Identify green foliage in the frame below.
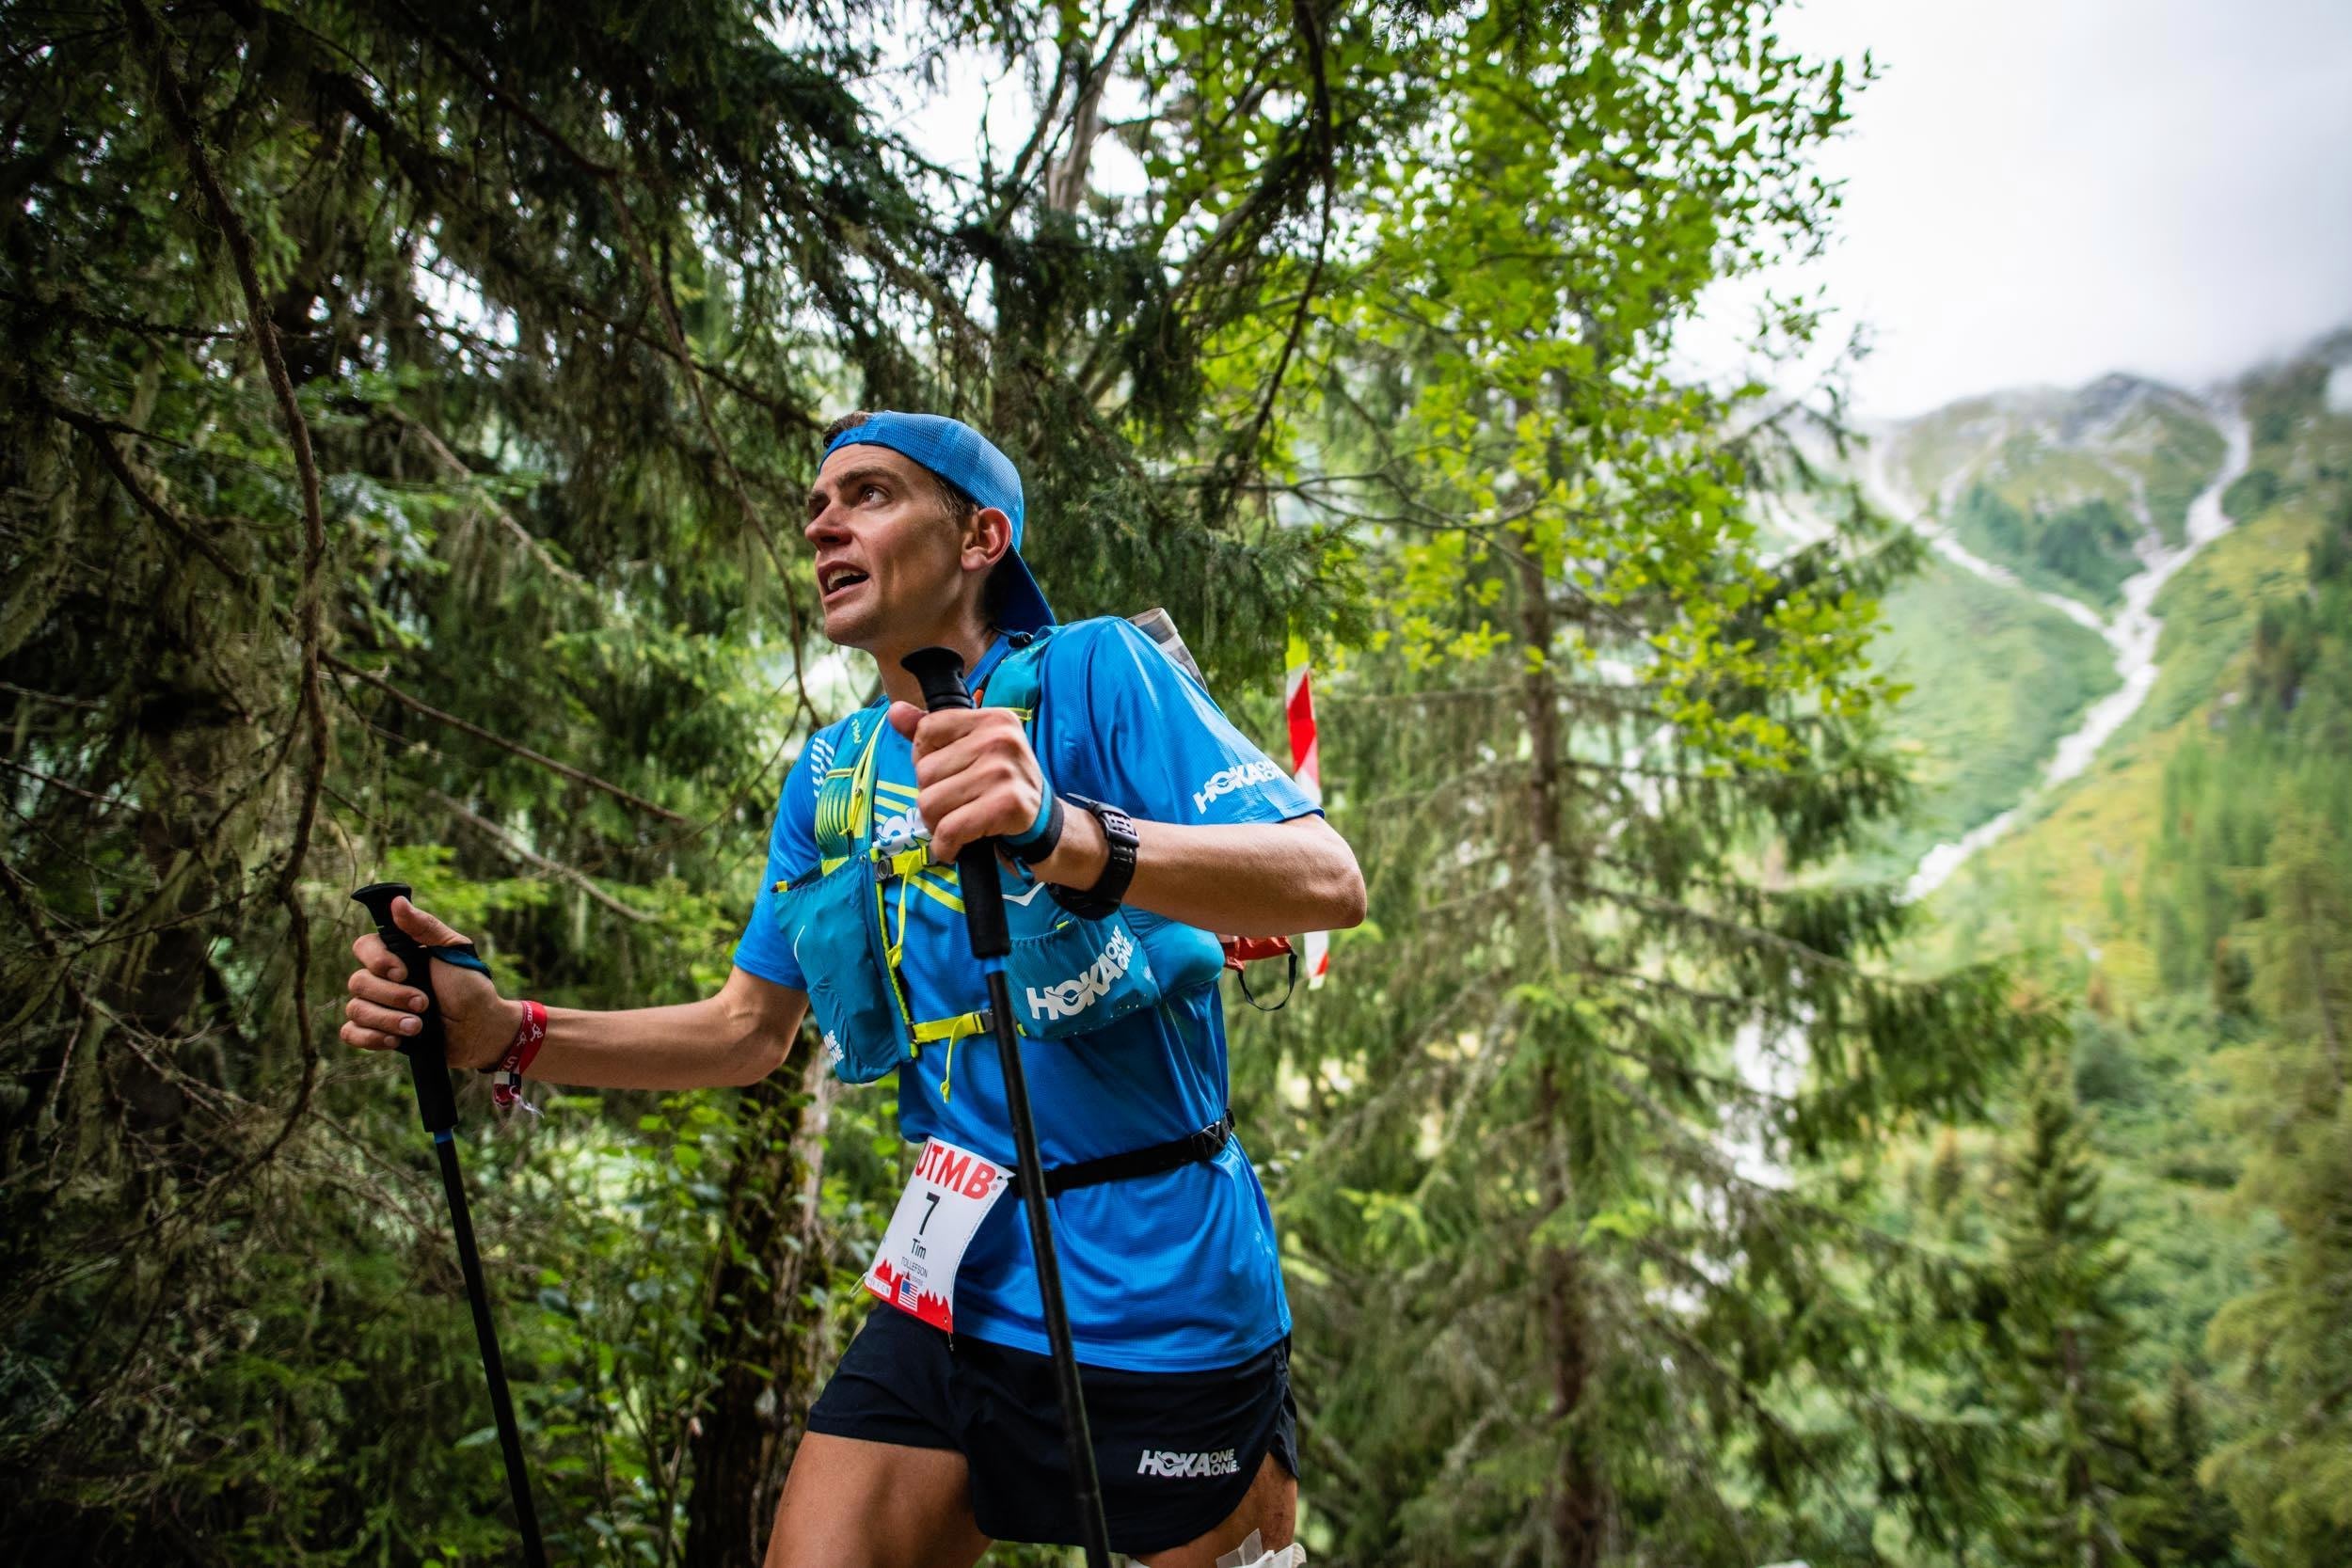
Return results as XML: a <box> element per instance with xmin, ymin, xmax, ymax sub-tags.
<box><xmin>8</xmin><ymin>0</ymin><xmax>2295</xmax><ymax>1563</ymax></box>
<box><xmin>1886</xmin><ymin>347</ymin><xmax>2352</xmax><ymax>1568</ymax></box>
<box><xmin>2202</xmin><ymin>815</ymin><xmax>2352</xmax><ymax>1566</ymax></box>
<box><xmin>1987</xmin><ymin>1053</ymin><xmax>2149</xmax><ymax>1568</ymax></box>
<box><xmin>1950</xmin><ymin>483</ymin><xmax>2140</xmax><ymax>609</ymax></box>
<box><xmin>1855</xmin><ymin>556</ymin><xmax>2119</xmax><ymax>878</ymax></box>
<box><xmin>1199</xmin><ymin>8</ymin><xmax>2058</xmax><ymax>1560</ymax></box>
<box><xmin>2221</xmin><ymin>467</ymin><xmax>2285</xmax><ymax>523</ymax></box>
<box><xmin>0</xmin><ymin>0</ymin><xmax>1368</xmax><ymax>1555</ymax></box>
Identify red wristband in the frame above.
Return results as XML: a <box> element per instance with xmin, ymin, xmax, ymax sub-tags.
<box><xmin>491</xmin><ymin>999</ymin><xmax>548</xmax><ymax>1111</ymax></box>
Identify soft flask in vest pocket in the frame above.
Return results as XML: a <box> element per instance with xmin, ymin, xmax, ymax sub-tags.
<box><xmin>777</xmin><ymin>863</ymin><xmax>911</xmax><ymax>1084</ymax></box>
<box><xmin>999</xmin><ymin>867</ymin><xmax>1227</xmax><ymax>1038</ymax></box>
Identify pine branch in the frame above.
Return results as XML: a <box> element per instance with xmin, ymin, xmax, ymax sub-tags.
<box><xmin>323</xmin><ymin>657</ymin><xmax>692</xmax><ymax>824</ymax></box>
<box><xmin>46</xmin><ymin>419</ymin><xmax>707</xmax><ymax>830</ymax></box>
<box><xmin>377</xmin><ymin>406</ymin><xmax>591</xmax><ymax>593</ymax></box>
<box><xmin>0</xmin><ymin>756</ymin><xmax>131</xmax><ymax>812</ymax></box>
<box><xmin>1228</xmin><ymin>0</ymin><xmax>1338</xmax><ymax>488</ymax></box>
<box><xmin>48</xmin><ymin>399</ymin><xmax>248</xmax><ymax>588</ymax></box>
<box><xmin>597</xmin><ymin>170</ymin><xmax>818</xmax><ymax>731</ymax></box>
<box><xmin>125</xmin><ymin>0</ymin><xmax>331</xmax><ymax>1159</ymax></box>
<box><xmin>427</xmin><ymin>789</ymin><xmax>652</xmax><ymax>923</ymax></box>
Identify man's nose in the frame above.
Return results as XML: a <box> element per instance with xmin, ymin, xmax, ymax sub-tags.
<box><xmin>803</xmin><ymin>502</ymin><xmax>848</xmax><ymax>546</ymax></box>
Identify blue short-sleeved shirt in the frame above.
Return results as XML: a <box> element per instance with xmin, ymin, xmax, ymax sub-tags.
<box><xmin>733</xmin><ymin>617</ymin><xmax>1319</xmax><ymax>1372</ymax></box>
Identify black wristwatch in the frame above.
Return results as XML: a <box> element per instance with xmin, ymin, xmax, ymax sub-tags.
<box><xmin>1051</xmin><ymin>794</ymin><xmax>1137</xmax><ymax>919</ymax></box>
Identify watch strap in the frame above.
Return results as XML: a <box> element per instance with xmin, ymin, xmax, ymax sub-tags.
<box><xmin>1052</xmin><ymin>794</ymin><xmax>1137</xmax><ymax>918</ymax></box>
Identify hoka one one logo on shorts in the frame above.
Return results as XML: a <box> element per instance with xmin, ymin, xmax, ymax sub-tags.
<box><xmin>1024</xmin><ymin>928</ymin><xmax>1136</xmax><ymax>1022</ymax></box>
<box><xmin>1136</xmin><ymin>1447</ymin><xmax>1239</xmax><ymax>1479</ymax></box>
<box><xmin>1192</xmin><ymin>759</ymin><xmax>1283</xmax><ymax>814</ymax></box>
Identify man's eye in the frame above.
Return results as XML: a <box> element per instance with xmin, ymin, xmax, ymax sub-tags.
<box><xmin>861</xmin><ymin>484</ymin><xmax>885</xmax><ymax>503</ymax></box>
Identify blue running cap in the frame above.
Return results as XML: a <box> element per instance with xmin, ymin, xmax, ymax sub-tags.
<box><xmin>823</xmin><ymin>412</ymin><xmax>1056</xmax><ymax>634</ymax></box>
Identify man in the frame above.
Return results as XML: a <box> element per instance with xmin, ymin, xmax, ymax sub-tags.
<box><xmin>341</xmin><ymin>411</ymin><xmax>1364</xmax><ymax>1567</ymax></box>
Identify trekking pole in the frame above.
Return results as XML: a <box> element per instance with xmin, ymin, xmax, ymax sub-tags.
<box><xmin>900</xmin><ymin>648</ymin><xmax>1115</xmax><ymax>1568</ymax></box>
<box><xmin>350</xmin><ymin>882</ymin><xmax>548</xmax><ymax>1568</ymax></box>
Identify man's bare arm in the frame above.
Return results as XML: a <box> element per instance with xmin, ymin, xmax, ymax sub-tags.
<box><xmin>525</xmin><ymin>965</ymin><xmax>806</xmax><ymax>1090</ymax></box>
<box><xmin>342</xmin><ymin>895</ymin><xmax>805</xmax><ymax>1088</ymax></box>
<box><xmin>1035</xmin><ymin>811</ymin><xmax>1366</xmax><ymax>939</ymax></box>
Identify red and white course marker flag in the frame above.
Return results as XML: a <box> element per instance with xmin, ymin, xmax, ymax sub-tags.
<box><xmin>1283</xmin><ymin>637</ymin><xmax>1331</xmax><ymax>990</ymax></box>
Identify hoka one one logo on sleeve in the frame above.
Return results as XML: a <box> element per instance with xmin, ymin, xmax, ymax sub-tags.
<box><xmin>1136</xmin><ymin>1447</ymin><xmax>1240</xmax><ymax>1479</ymax></box>
<box><xmin>1024</xmin><ymin>928</ymin><xmax>1136</xmax><ymax>1022</ymax></box>
<box><xmin>1192</xmin><ymin>759</ymin><xmax>1284</xmax><ymax>814</ymax></box>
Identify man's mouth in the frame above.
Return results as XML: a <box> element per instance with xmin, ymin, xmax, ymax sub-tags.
<box><xmin>818</xmin><ymin>563</ymin><xmax>870</xmax><ymax>602</ymax></box>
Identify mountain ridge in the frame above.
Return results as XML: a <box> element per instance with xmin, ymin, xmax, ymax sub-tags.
<box><xmin>1835</xmin><ymin>325</ymin><xmax>2352</xmax><ymax>893</ymax></box>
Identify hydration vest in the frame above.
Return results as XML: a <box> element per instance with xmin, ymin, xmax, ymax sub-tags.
<box><xmin>774</xmin><ymin>626</ymin><xmax>1229</xmax><ymax>1090</ymax></box>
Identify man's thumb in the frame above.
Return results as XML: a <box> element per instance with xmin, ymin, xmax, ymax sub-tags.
<box><xmin>390</xmin><ymin>895</ymin><xmax>463</xmax><ymax>949</ymax></box>
<box><xmin>886</xmin><ymin>700</ymin><xmax>924</xmax><ymax>740</ymax></box>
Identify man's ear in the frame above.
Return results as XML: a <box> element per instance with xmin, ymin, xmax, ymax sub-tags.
<box><xmin>962</xmin><ymin>506</ymin><xmax>1014</xmax><ymax>574</ymax></box>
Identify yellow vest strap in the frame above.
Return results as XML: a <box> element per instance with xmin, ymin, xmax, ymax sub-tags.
<box><xmin>911</xmin><ymin>1011</ymin><xmax>989</xmax><ymax>1044</ymax></box>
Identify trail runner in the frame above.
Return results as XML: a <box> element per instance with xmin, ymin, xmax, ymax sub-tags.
<box><xmin>341</xmin><ymin>411</ymin><xmax>1366</xmax><ymax>1567</ymax></box>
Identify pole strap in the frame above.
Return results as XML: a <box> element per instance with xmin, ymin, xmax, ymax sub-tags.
<box><xmin>423</xmin><ymin>941</ymin><xmax>492</xmax><ymax>978</ymax></box>
<box><xmin>1005</xmin><ymin>1113</ymin><xmax>1232</xmax><ymax>1200</ymax></box>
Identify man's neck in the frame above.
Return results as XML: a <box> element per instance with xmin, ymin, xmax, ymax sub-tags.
<box><xmin>869</xmin><ymin>611</ymin><xmax>998</xmax><ymax>709</ymax></box>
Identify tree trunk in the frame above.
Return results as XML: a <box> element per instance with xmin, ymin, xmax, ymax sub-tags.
<box><xmin>1514</xmin><ymin>491</ymin><xmax>1605</xmax><ymax>1568</ymax></box>
<box><xmin>681</xmin><ymin>1047</ymin><xmax>835</xmax><ymax>1568</ymax></box>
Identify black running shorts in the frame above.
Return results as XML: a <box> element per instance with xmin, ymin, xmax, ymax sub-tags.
<box><xmin>804</xmin><ymin>1304</ymin><xmax>1298</xmax><ymax>1556</ymax></box>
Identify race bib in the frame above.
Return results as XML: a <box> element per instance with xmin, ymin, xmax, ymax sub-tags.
<box><xmin>862</xmin><ymin>1137</ymin><xmax>1013</xmax><ymax>1332</ymax></box>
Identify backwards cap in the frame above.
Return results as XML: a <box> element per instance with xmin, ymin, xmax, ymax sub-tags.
<box><xmin>821</xmin><ymin>412</ymin><xmax>1055</xmax><ymax>634</ymax></box>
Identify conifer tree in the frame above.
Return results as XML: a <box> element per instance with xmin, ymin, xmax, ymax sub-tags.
<box><xmin>0</xmin><ymin>0</ymin><xmax>1396</xmax><ymax>1553</ymax></box>
<box><xmin>1989</xmin><ymin>1052</ymin><xmax>2149</xmax><ymax>1568</ymax></box>
<box><xmin>2128</xmin><ymin>1366</ymin><xmax>2241</xmax><ymax>1568</ymax></box>
<box><xmin>2205</xmin><ymin>814</ymin><xmax>2352</xmax><ymax>1568</ymax></box>
<box><xmin>1213</xmin><ymin>8</ymin><xmax>2052</xmax><ymax>1563</ymax></box>
<box><xmin>0</xmin><ymin>0</ymin><xmax>2073</xmax><ymax>1560</ymax></box>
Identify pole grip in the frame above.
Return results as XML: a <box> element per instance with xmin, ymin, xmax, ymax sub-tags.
<box><xmin>351</xmin><ymin>880</ymin><xmax>458</xmax><ymax>1134</ymax></box>
<box><xmin>900</xmin><ymin>647</ymin><xmax>1011</xmax><ymax>959</ymax></box>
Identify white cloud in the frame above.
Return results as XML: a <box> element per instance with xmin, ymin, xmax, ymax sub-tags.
<box><xmin>1693</xmin><ymin>0</ymin><xmax>2352</xmax><ymax>417</ymax></box>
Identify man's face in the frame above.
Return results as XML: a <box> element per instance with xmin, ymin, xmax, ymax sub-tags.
<box><xmin>803</xmin><ymin>444</ymin><xmax>1003</xmax><ymax>653</ymax></box>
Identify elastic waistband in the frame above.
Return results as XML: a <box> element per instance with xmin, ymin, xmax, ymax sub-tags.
<box><xmin>1006</xmin><ymin>1112</ymin><xmax>1232</xmax><ymax>1200</ymax></box>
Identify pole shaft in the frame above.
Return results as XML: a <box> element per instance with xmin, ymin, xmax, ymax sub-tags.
<box><xmin>898</xmin><ymin>645</ymin><xmax>1112</xmax><ymax>1567</ymax></box>
<box><xmin>986</xmin><ymin>969</ymin><xmax>1112</xmax><ymax>1568</ymax></box>
<box><xmin>436</xmin><ymin>1132</ymin><xmax>549</xmax><ymax>1568</ymax></box>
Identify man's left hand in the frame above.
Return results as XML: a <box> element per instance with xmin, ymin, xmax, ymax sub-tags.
<box><xmin>886</xmin><ymin>701</ymin><xmax>1047</xmax><ymax>864</ymax></box>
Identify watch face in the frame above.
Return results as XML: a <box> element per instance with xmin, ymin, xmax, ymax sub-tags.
<box><xmin>1067</xmin><ymin>795</ymin><xmax>1138</xmax><ymax>847</ymax></box>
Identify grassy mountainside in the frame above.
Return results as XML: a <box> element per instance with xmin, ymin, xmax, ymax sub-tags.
<box><xmin>1889</xmin><ymin>375</ymin><xmax>2228</xmax><ymax>608</ymax></box>
<box><xmin>1925</xmin><ymin>500</ymin><xmax>2320</xmax><ymax>974</ymax></box>
<box><xmin>1843</xmin><ymin>368</ymin><xmax>2249</xmax><ymax>881</ymax></box>
<box><xmin>1894</xmin><ymin>374</ymin><xmax>2227</xmax><ymax>545</ymax></box>
<box><xmin>1879</xmin><ymin>333</ymin><xmax>2352</xmax><ymax>1562</ymax></box>
<box><xmin>1851</xmin><ymin>556</ymin><xmax>2118</xmax><ymax>880</ymax></box>
<box><xmin>1928</xmin><ymin>342</ymin><xmax>2351</xmax><ymax>969</ymax></box>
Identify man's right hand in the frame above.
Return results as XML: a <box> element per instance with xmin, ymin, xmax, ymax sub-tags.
<box><xmin>342</xmin><ymin>895</ymin><xmax>516</xmax><ymax>1070</ymax></box>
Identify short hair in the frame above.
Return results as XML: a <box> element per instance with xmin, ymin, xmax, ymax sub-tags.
<box><xmin>822</xmin><ymin>410</ymin><xmax>1011</xmax><ymax>624</ymax></box>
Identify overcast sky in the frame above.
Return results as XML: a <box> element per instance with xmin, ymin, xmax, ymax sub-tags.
<box><xmin>1706</xmin><ymin>0</ymin><xmax>2352</xmax><ymax>417</ymax></box>
<box><xmin>889</xmin><ymin>1</ymin><xmax>2352</xmax><ymax>422</ymax></box>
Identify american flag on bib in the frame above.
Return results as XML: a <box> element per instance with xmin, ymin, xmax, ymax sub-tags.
<box><xmin>1284</xmin><ymin>636</ymin><xmax>1331</xmax><ymax>990</ymax></box>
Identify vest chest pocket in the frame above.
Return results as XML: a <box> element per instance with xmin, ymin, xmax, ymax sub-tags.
<box><xmin>778</xmin><ymin>862</ymin><xmax>911</xmax><ymax>1084</ymax></box>
<box><xmin>998</xmin><ymin>871</ymin><xmax>1227</xmax><ymax>1038</ymax></box>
